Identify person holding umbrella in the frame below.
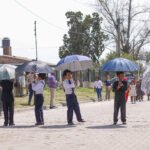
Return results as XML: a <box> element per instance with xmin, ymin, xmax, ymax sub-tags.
<box><xmin>112</xmin><ymin>72</ymin><xmax>127</xmax><ymax>125</ymax></box>
<box><xmin>0</xmin><ymin>64</ymin><xmax>16</xmax><ymax>126</ymax></box>
<box><xmin>26</xmin><ymin>72</ymin><xmax>35</xmax><ymax>105</ymax></box>
<box><xmin>63</xmin><ymin>69</ymin><xmax>85</xmax><ymax>125</ymax></box>
<box><xmin>32</xmin><ymin>73</ymin><xmax>46</xmax><ymax>126</ymax></box>
<box><xmin>0</xmin><ymin>79</ymin><xmax>15</xmax><ymax>126</ymax></box>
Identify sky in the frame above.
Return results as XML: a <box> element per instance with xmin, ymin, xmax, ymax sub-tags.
<box><xmin>0</xmin><ymin>0</ymin><xmax>148</xmax><ymax>64</ymax></box>
<box><xmin>0</xmin><ymin>0</ymin><xmax>96</xmax><ymax>64</ymax></box>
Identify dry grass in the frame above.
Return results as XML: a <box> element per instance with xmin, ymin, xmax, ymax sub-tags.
<box><xmin>14</xmin><ymin>87</ymin><xmax>114</xmax><ymax>108</ymax></box>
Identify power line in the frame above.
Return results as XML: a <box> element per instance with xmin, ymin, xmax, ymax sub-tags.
<box><xmin>13</xmin><ymin>0</ymin><xmax>89</xmax><ymax>36</ymax></box>
<box><xmin>13</xmin><ymin>0</ymin><xmax>66</xmax><ymax>31</ymax></box>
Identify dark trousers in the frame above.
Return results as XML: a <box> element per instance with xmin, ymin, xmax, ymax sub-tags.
<box><xmin>113</xmin><ymin>99</ymin><xmax>126</xmax><ymax>123</ymax></box>
<box><xmin>2</xmin><ymin>100</ymin><xmax>14</xmax><ymax>125</ymax></box>
<box><xmin>28</xmin><ymin>84</ymin><xmax>34</xmax><ymax>104</ymax></box>
<box><xmin>66</xmin><ymin>94</ymin><xmax>82</xmax><ymax>123</ymax></box>
<box><xmin>96</xmin><ymin>88</ymin><xmax>102</xmax><ymax>101</ymax></box>
<box><xmin>105</xmin><ymin>86</ymin><xmax>111</xmax><ymax>100</ymax></box>
<box><xmin>34</xmin><ymin>94</ymin><xmax>44</xmax><ymax>123</ymax></box>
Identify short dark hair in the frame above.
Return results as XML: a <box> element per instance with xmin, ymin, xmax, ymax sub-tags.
<box><xmin>38</xmin><ymin>73</ymin><xmax>46</xmax><ymax>79</ymax></box>
<box><xmin>63</xmin><ymin>69</ymin><xmax>72</xmax><ymax>78</ymax></box>
<box><xmin>116</xmin><ymin>72</ymin><xmax>124</xmax><ymax>76</ymax></box>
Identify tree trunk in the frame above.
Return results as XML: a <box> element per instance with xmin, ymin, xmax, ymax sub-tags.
<box><xmin>126</xmin><ymin>0</ymin><xmax>132</xmax><ymax>53</ymax></box>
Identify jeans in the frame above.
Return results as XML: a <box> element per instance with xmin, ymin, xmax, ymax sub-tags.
<box><xmin>96</xmin><ymin>88</ymin><xmax>102</xmax><ymax>101</ymax></box>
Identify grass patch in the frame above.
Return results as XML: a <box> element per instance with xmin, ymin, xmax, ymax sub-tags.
<box><xmin>14</xmin><ymin>87</ymin><xmax>114</xmax><ymax>108</ymax></box>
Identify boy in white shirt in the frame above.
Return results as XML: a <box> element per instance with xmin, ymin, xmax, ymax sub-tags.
<box><xmin>32</xmin><ymin>73</ymin><xmax>45</xmax><ymax>126</ymax></box>
<box><xmin>94</xmin><ymin>77</ymin><xmax>103</xmax><ymax>101</ymax></box>
<box><xmin>63</xmin><ymin>69</ymin><xmax>85</xmax><ymax>125</ymax></box>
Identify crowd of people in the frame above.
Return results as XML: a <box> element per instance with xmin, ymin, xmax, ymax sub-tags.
<box><xmin>0</xmin><ymin>70</ymin><xmax>149</xmax><ymax>126</ymax></box>
<box><xmin>93</xmin><ymin>75</ymin><xmax>147</xmax><ymax>104</ymax></box>
<box><xmin>0</xmin><ymin>70</ymin><xmax>86</xmax><ymax>126</ymax></box>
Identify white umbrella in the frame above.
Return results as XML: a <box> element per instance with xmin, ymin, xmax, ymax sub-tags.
<box><xmin>56</xmin><ymin>55</ymin><xmax>93</xmax><ymax>72</ymax></box>
<box><xmin>141</xmin><ymin>67</ymin><xmax>150</xmax><ymax>93</ymax></box>
<box><xmin>0</xmin><ymin>64</ymin><xmax>16</xmax><ymax>80</ymax></box>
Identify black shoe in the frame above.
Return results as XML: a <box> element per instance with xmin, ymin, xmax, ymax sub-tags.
<box><xmin>35</xmin><ymin>122</ymin><xmax>44</xmax><ymax>126</ymax></box>
<box><xmin>68</xmin><ymin>122</ymin><xmax>74</xmax><ymax>126</ymax></box>
<box><xmin>40</xmin><ymin>122</ymin><xmax>44</xmax><ymax>125</ymax></box>
<box><xmin>9</xmin><ymin>123</ymin><xmax>15</xmax><ymax>126</ymax></box>
<box><xmin>113</xmin><ymin>122</ymin><xmax>117</xmax><ymax>125</ymax></box>
<box><xmin>3</xmin><ymin>123</ymin><xmax>8</xmax><ymax>127</ymax></box>
<box><xmin>78</xmin><ymin>119</ymin><xmax>86</xmax><ymax>123</ymax></box>
<box><xmin>122</xmin><ymin>122</ymin><xmax>127</xmax><ymax>125</ymax></box>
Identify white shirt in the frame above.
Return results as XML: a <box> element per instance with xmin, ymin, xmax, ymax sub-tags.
<box><xmin>94</xmin><ymin>80</ymin><xmax>103</xmax><ymax>88</ymax></box>
<box><xmin>32</xmin><ymin>80</ymin><xmax>45</xmax><ymax>95</ymax></box>
<box><xmin>27</xmin><ymin>73</ymin><xmax>35</xmax><ymax>84</ymax></box>
<box><xmin>63</xmin><ymin>79</ymin><xmax>75</xmax><ymax>95</ymax></box>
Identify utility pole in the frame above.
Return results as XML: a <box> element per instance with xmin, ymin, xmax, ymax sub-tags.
<box><xmin>34</xmin><ymin>21</ymin><xmax>38</xmax><ymax>61</ymax></box>
<box><xmin>116</xmin><ymin>18</ymin><xmax>121</xmax><ymax>57</ymax></box>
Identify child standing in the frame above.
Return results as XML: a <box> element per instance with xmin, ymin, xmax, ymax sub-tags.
<box><xmin>136</xmin><ymin>80</ymin><xmax>144</xmax><ymax>101</ymax></box>
<box><xmin>94</xmin><ymin>77</ymin><xmax>103</xmax><ymax>101</ymax></box>
<box><xmin>130</xmin><ymin>80</ymin><xmax>137</xmax><ymax>104</ymax></box>
<box><xmin>63</xmin><ymin>69</ymin><xmax>85</xmax><ymax>125</ymax></box>
<box><xmin>32</xmin><ymin>73</ymin><xmax>45</xmax><ymax>126</ymax></box>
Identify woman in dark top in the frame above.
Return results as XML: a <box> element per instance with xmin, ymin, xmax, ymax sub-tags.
<box><xmin>0</xmin><ymin>80</ymin><xmax>15</xmax><ymax>126</ymax></box>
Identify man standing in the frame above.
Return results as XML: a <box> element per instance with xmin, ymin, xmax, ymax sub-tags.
<box><xmin>113</xmin><ymin>72</ymin><xmax>127</xmax><ymax>125</ymax></box>
<box><xmin>47</xmin><ymin>73</ymin><xmax>57</xmax><ymax>109</ymax></box>
<box><xmin>104</xmin><ymin>75</ymin><xmax>112</xmax><ymax>101</ymax></box>
<box><xmin>26</xmin><ymin>72</ymin><xmax>35</xmax><ymax>105</ymax></box>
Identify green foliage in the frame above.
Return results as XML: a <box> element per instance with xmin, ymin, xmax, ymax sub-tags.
<box><xmin>59</xmin><ymin>11</ymin><xmax>108</xmax><ymax>64</ymax></box>
<box><xmin>100</xmin><ymin>51</ymin><xmax>135</xmax><ymax>66</ymax></box>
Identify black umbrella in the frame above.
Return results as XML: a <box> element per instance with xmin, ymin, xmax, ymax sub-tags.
<box><xmin>16</xmin><ymin>60</ymin><xmax>53</xmax><ymax>73</ymax></box>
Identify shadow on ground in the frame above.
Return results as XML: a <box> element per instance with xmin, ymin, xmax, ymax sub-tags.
<box><xmin>0</xmin><ymin>125</ymin><xmax>36</xmax><ymax>129</ymax></box>
<box><xmin>86</xmin><ymin>124</ymin><xmax>127</xmax><ymax>129</ymax></box>
<box><xmin>40</xmin><ymin>124</ymin><xmax>76</xmax><ymax>129</ymax></box>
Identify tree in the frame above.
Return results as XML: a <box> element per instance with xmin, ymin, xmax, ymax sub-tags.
<box><xmin>97</xmin><ymin>0</ymin><xmax>150</xmax><ymax>59</ymax></box>
<box><xmin>59</xmin><ymin>11</ymin><xmax>108</xmax><ymax>64</ymax></box>
<box><xmin>138</xmin><ymin>51</ymin><xmax>150</xmax><ymax>63</ymax></box>
<box><xmin>100</xmin><ymin>51</ymin><xmax>134</xmax><ymax>66</ymax></box>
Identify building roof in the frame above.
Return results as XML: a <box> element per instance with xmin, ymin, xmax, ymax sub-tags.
<box><xmin>0</xmin><ymin>55</ymin><xmax>56</xmax><ymax>67</ymax></box>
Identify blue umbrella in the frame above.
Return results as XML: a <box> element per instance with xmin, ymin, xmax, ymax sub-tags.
<box><xmin>101</xmin><ymin>57</ymin><xmax>139</xmax><ymax>72</ymax></box>
<box><xmin>16</xmin><ymin>60</ymin><xmax>53</xmax><ymax>73</ymax></box>
<box><xmin>56</xmin><ymin>55</ymin><xmax>93</xmax><ymax>71</ymax></box>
